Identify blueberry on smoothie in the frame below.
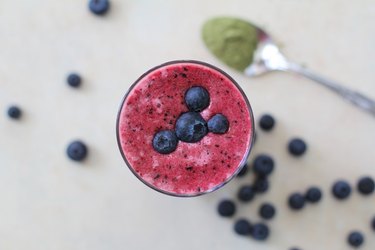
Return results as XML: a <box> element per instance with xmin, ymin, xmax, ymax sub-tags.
<box><xmin>208</xmin><ymin>114</ymin><xmax>229</xmax><ymax>134</ymax></box>
<box><xmin>184</xmin><ymin>86</ymin><xmax>210</xmax><ymax>112</ymax></box>
<box><xmin>175</xmin><ymin>112</ymin><xmax>208</xmax><ymax>143</ymax></box>
<box><xmin>152</xmin><ymin>130</ymin><xmax>178</xmax><ymax>154</ymax></box>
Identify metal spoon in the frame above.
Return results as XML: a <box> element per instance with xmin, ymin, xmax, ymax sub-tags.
<box><xmin>244</xmin><ymin>24</ymin><xmax>375</xmax><ymax>116</ymax></box>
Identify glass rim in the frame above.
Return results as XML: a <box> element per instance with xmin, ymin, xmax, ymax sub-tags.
<box><xmin>116</xmin><ymin>60</ymin><xmax>255</xmax><ymax>197</ymax></box>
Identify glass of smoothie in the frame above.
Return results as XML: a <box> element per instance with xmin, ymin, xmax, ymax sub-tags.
<box><xmin>116</xmin><ymin>60</ymin><xmax>254</xmax><ymax>197</ymax></box>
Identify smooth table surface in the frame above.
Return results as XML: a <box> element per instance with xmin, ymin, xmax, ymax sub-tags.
<box><xmin>1</xmin><ymin>0</ymin><xmax>375</xmax><ymax>249</ymax></box>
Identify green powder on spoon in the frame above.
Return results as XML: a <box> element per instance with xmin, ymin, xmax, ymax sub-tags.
<box><xmin>202</xmin><ymin>17</ymin><xmax>258</xmax><ymax>71</ymax></box>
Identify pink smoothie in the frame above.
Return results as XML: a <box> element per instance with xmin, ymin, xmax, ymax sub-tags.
<box><xmin>117</xmin><ymin>61</ymin><xmax>254</xmax><ymax>196</ymax></box>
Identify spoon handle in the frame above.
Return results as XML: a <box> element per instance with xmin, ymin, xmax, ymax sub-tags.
<box><xmin>286</xmin><ymin>62</ymin><xmax>375</xmax><ymax>117</ymax></box>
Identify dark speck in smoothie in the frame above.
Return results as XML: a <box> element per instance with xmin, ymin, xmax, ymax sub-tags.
<box><xmin>154</xmin><ymin>174</ymin><xmax>160</xmax><ymax>179</ymax></box>
<box><xmin>186</xmin><ymin>166</ymin><xmax>193</xmax><ymax>171</ymax></box>
<box><xmin>180</xmin><ymin>73</ymin><xmax>187</xmax><ymax>78</ymax></box>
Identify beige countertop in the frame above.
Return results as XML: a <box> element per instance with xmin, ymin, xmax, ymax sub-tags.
<box><xmin>1</xmin><ymin>0</ymin><xmax>374</xmax><ymax>249</ymax></box>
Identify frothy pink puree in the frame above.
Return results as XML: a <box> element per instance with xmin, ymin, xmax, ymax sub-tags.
<box><xmin>117</xmin><ymin>61</ymin><xmax>253</xmax><ymax>196</ymax></box>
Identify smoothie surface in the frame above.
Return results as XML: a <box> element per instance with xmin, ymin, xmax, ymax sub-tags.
<box><xmin>117</xmin><ymin>61</ymin><xmax>253</xmax><ymax>196</ymax></box>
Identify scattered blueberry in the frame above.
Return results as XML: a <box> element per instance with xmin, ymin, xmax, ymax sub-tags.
<box><xmin>237</xmin><ymin>185</ymin><xmax>255</xmax><ymax>202</ymax></box>
<box><xmin>152</xmin><ymin>130</ymin><xmax>178</xmax><ymax>154</ymax></box>
<box><xmin>236</xmin><ymin>163</ymin><xmax>248</xmax><ymax>178</ymax></box>
<box><xmin>7</xmin><ymin>106</ymin><xmax>22</xmax><ymax>119</ymax></box>
<box><xmin>234</xmin><ymin>219</ymin><xmax>252</xmax><ymax>236</ymax></box>
<box><xmin>288</xmin><ymin>193</ymin><xmax>305</xmax><ymax>210</ymax></box>
<box><xmin>67</xmin><ymin>140</ymin><xmax>88</xmax><ymax>161</ymax></box>
<box><xmin>371</xmin><ymin>217</ymin><xmax>375</xmax><ymax>231</ymax></box>
<box><xmin>253</xmin><ymin>177</ymin><xmax>269</xmax><ymax>193</ymax></box>
<box><xmin>259</xmin><ymin>114</ymin><xmax>275</xmax><ymax>131</ymax></box>
<box><xmin>207</xmin><ymin>114</ymin><xmax>229</xmax><ymax>134</ymax></box>
<box><xmin>184</xmin><ymin>86</ymin><xmax>210</xmax><ymax>112</ymax></box>
<box><xmin>89</xmin><ymin>0</ymin><xmax>110</xmax><ymax>16</ymax></box>
<box><xmin>217</xmin><ymin>199</ymin><xmax>236</xmax><ymax>217</ymax></box>
<box><xmin>259</xmin><ymin>203</ymin><xmax>276</xmax><ymax>220</ymax></box>
<box><xmin>305</xmin><ymin>187</ymin><xmax>322</xmax><ymax>203</ymax></box>
<box><xmin>357</xmin><ymin>176</ymin><xmax>375</xmax><ymax>195</ymax></box>
<box><xmin>253</xmin><ymin>154</ymin><xmax>274</xmax><ymax>177</ymax></box>
<box><xmin>347</xmin><ymin>231</ymin><xmax>364</xmax><ymax>248</ymax></box>
<box><xmin>288</xmin><ymin>138</ymin><xmax>307</xmax><ymax>156</ymax></box>
<box><xmin>251</xmin><ymin>223</ymin><xmax>270</xmax><ymax>241</ymax></box>
<box><xmin>332</xmin><ymin>180</ymin><xmax>352</xmax><ymax>200</ymax></box>
<box><xmin>175</xmin><ymin>112</ymin><xmax>208</xmax><ymax>143</ymax></box>
<box><xmin>67</xmin><ymin>73</ymin><xmax>82</xmax><ymax>88</ymax></box>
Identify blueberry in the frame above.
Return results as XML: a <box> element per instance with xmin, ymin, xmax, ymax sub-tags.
<box><xmin>259</xmin><ymin>203</ymin><xmax>276</xmax><ymax>220</ymax></box>
<box><xmin>236</xmin><ymin>163</ymin><xmax>248</xmax><ymax>178</ymax></box>
<box><xmin>67</xmin><ymin>140</ymin><xmax>88</xmax><ymax>161</ymax></box>
<box><xmin>152</xmin><ymin>130</ymin><xmax>178</xmax><ymax>154</ymax></box>
<box><xmin>288</xmin><ymin>138</ymin><xmax>307</xmax><ymax>156</ymax></box>
<box><xmin>67</xmin><ymin>73</ymin><xmax>82</xmax><ymax>88</ymax></box>
<box><xmin>207</xmin><ymin>114</ymin><xmax>229</xmax><ymax>134</ymax></box>
<box><xmin>332</xmin><ymin>180</ymin><xmax>351</xmax><ymax>200</ymax></box>
<box><xmin>237</xmin><ymin>185</ymin><xmax>255</xmax><ymax>202</ymax></box>
<box><xmin>7</xmin><ymin>106</ymin><xmax>22</xmax><ymax>119</ymax></box>
<box><xmin>251</xmin><ymin>223</ymin><xmax>270</xmax><ymax>241</ymax></box>
<box><xmin>357</xmin><ymin>176</ymin><xmax>375</xmax><ymax>195</ymax></box>
<box><xmin>253</xmin><ymin>154</ymin><xmax>274</xmax><ymax>177</ymax></box>
<box><xmin>217</xmin><ymin>199</ymin><xmax>236</xmax><ymax>217</ymax></box>
<box><xmin>89</xmin><ymin>0</ymin><xmax>110</xmax><ymax>15</ymax></box>
<box><xmin>305</xmin><ymin>187</ymin><xmax>322</xmax><ymax>203</ymax></box>
<box><xmin>347</xmin><ymin>231</ymin><xmax>364</xmax><ymax>248</ymax></box>
<box><xmin>288</xmin><ymin>193</ymin><xmax>305</xmax><ymax>210</ymax></box>
<box><xmin>253</xmin><ymin>177</ymin><xmax>269</xmax><ymax>193</ymax></box>
<box><xmin>234</xmin><ymin>219</ymin><xmax>252</xmax><ymax>236</ymax></box>
<box><xmin>259</xmin><ymin>114</ymin><xmax>275</xmax><ymax>131</ymax></box>
<box><xmin>184</xmin><ymin>86</ymin><xmax>210</xmax><ymax>112</ymax></box>
<box><xmin>175</xmin><ymin>112</ymin><xmax>208</xmax><ymax>143</ymax></box>
<box><xmin>372</xmin><ymin>217</ymin><xmax>375</xmax><ymax>231</ymax></box>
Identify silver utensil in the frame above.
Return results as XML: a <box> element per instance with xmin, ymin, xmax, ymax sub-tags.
<box><xmin>245</xmin><ymin>25</ymin><xmax>375</xmax><ymax>117</ymax></box>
